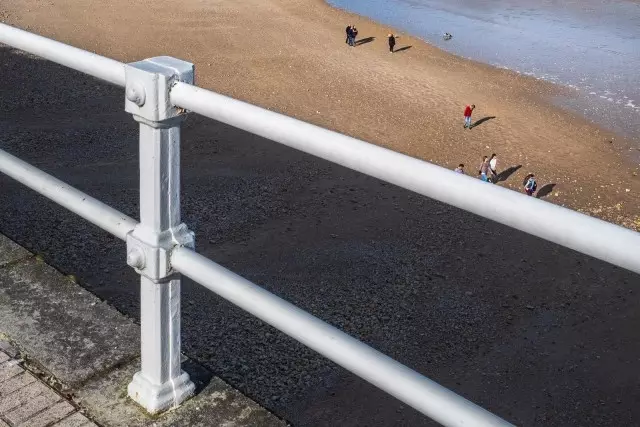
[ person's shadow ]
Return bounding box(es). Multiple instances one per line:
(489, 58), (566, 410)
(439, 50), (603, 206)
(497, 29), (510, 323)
(496, 165), (521, 183)
(355, 37), (375, 46)
(470, 116), (496, 129)
(394, 45), (412, 53)
(536, 183), (556, 199)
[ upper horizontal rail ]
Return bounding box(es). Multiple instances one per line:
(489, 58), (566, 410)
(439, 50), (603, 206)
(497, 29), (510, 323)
(170, 246), (514, 427)
(2, 24), (638, 275)
(1, 24), (638, 275)
(170, 82), (640, 275)
(0, 148), (137, 240)
(0, 23), (125, 86)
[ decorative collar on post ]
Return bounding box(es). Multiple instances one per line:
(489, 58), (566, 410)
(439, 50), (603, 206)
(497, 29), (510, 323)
(125, 56), (194, 127)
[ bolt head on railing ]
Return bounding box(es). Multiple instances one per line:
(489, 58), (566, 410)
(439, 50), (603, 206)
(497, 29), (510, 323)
(127, 247), (146, 269)
(126, 83), (146, 107)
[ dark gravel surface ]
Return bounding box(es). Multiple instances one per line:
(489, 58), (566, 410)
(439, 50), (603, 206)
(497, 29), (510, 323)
(1, 46), (639, 427)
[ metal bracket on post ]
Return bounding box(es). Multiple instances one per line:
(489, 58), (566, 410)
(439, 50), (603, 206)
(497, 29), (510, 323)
(126, 224), (194, 283)
(124, 56), (196, 414)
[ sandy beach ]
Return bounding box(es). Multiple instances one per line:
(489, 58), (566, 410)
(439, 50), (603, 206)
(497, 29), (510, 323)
(3, 1), (640, 426)
(1, 0), (639, 230)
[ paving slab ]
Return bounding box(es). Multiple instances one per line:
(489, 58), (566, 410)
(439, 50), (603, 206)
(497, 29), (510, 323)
(76, 358), (285, 427)
(0, 381), (51, 414)
(5, 393), (63, 425)
(0, 372), (37, 396)
(54, 412), (96, 427)
(0, 341), (19, 359)
(0, 349), (96, 427)
(0, 234), (31, 267)
(0, 361), (22, 384)
(0, 256), (139, 387)
(21, 400), (75, 427)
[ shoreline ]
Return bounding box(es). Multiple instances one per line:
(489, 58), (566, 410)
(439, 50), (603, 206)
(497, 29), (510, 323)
(325, 0), (640, 146)
(323, 0), (638, 147)
(1, 0), (639, 230)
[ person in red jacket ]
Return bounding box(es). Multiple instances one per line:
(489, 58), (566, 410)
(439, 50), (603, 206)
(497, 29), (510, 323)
(464, 104), (475, 129)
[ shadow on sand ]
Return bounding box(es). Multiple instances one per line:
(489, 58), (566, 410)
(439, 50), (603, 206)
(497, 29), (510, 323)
(470, 116), (496, 129)
(355, 37), (375, 46)
(496, 165), (522, 183)
(536, 183), (556, 199)
(394, 45), (412, 53)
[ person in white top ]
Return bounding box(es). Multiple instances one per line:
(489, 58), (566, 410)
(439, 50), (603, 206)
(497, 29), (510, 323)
(489, 153), (498, 183)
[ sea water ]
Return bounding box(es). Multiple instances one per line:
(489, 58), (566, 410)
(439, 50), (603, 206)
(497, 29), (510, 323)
(328, 0), (640, 146)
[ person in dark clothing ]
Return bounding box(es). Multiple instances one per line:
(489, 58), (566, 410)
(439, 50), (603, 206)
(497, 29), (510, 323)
(388, 33), (396, 53)
(346, 25), (352, 44)
(346, 25), (357, 47)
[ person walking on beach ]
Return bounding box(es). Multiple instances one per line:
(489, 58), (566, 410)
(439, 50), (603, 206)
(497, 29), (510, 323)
(523, 173), (537, 196)
(478, 156), (490, 182)
(351, 25), (358, 45)
(489, 153), (498, 182)
(454, 163), (465, 174)
(388, 33), (396, 53)
(464, 104), (475, 129)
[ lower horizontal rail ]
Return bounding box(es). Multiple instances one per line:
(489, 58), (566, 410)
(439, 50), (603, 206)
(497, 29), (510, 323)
(0, 148), (137, 240)
(0, 142), (513, 426)
(170, 82), (640, 276)
(170, 246), (514, 427)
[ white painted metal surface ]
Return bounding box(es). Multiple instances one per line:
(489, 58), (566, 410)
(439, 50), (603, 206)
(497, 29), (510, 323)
(170, 247), (514, 427)
(125, 58), (196, 413)
(0, 23), (125, 86)
(170, 82), (640, 275)
(0, 148), (137, 240)
(2, 24), (640, 426)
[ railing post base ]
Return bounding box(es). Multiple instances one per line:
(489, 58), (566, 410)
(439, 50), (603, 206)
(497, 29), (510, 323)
(128, 370), (195, 415)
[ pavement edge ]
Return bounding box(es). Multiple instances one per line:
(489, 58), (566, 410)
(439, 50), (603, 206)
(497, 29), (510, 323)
(0, 233), (287, 426)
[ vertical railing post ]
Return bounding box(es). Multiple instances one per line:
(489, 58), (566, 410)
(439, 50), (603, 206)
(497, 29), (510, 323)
(123, 57), (196, 414)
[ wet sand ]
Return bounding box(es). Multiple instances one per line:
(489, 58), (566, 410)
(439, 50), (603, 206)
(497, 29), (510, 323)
(1, 0), (639, 230)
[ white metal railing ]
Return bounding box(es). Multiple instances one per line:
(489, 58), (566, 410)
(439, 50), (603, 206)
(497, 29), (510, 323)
(1, 23), (639, 426)
(0, 150), (137, 240)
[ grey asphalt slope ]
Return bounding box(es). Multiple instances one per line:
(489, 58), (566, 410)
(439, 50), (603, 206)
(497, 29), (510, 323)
(1, 46), (639, 427)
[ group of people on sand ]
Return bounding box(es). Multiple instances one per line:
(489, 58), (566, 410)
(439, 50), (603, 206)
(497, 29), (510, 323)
(345, 24), (359, 47)
(344, 25), (401, 53)
(341, 26), (540, 197)
(454, 154), (498, 182)
(456, 104), (539, 196)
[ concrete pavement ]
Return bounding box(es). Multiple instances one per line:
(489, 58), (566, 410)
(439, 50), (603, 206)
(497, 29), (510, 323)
(0, 234), (285, 427)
